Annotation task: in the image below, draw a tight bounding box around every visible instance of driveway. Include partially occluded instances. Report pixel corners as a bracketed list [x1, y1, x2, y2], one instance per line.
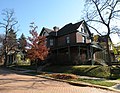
[0, 68, 118, 93]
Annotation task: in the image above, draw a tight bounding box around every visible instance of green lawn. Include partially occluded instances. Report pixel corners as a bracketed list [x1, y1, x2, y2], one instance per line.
[42, 65, 111, 78]
[43, 73, 117, 87]
[76, 78, 117, 87]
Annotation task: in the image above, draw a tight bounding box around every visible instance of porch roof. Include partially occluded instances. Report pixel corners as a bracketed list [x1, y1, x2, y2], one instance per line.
[91, 42, 103, 52]
[50, 43, 90, 50]
[50, 42, 103, 53]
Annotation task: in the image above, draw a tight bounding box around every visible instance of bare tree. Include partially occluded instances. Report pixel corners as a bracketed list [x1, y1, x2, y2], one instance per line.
[0, 34, 5, 54]
[83, 0, 120, 66]
[0, 34, 5, 43]
[0, 9, 18, 66]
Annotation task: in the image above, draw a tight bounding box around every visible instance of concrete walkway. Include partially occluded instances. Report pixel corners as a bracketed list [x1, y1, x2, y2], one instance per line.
[78, 75, 120, 91]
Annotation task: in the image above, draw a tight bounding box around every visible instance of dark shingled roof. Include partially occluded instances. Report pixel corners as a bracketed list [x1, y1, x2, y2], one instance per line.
[57, 21, 83, 36]
[40, 20, 92, 37]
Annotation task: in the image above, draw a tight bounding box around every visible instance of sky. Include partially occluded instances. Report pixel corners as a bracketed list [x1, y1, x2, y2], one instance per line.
[0, 0, 120, 44]
[0, 0, 84, 38]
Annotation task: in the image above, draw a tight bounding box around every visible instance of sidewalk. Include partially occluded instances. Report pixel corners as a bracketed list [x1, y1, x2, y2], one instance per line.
[37, 73, 120, 92]
[77, 75, 120, 91]
[8, 67, 120, 93]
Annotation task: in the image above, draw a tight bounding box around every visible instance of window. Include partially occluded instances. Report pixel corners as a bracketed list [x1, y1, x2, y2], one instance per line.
[66, 36, 70, 44]
[43, 31, 46, 36]
[81, 27, 83, 32]
[50, 39, 53, 46]
[82, 36, 86, 43]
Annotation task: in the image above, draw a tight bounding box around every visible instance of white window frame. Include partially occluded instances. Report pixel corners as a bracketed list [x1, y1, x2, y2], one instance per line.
[82, 36, 86, 43]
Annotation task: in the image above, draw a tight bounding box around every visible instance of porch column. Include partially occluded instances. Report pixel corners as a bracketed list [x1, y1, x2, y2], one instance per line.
[90, 46, 94, 65]
[87, 46, 89, 59]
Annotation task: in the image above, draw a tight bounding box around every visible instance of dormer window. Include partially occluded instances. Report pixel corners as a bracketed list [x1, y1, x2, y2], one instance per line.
[50, 39, 53, 46]
[66, 36, 70, 44]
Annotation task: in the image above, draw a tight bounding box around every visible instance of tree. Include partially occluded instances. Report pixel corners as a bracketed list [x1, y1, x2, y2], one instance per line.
[7, 29, 17, 49]
[0, 34, 5, 63]
[26, 23, 49, 71]
[0, 9, 18, 66]
[84, 0, 120, 66]
[18, 33, 27, 51]
[18, 33, 27, 60]
[0, 34, 5, 53]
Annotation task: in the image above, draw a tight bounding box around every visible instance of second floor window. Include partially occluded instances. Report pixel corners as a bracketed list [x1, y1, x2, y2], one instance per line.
[66, 36, 70, 44]
[50, 39, 53, 46]
[82, 36, 86, 43]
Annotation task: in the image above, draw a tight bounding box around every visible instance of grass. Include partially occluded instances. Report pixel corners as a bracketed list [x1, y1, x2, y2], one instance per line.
[117, 78, 120, 80]
[43, 73, 117, 87]
[76, 78, 117, 87]
[10, 65, 36, 70]
[9, 64, 120, 79]
[42, 65, 111, 78]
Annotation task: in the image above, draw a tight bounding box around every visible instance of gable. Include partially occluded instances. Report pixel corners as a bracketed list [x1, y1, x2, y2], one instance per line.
[77, 21, 91, 38]
[41, 30, 49, 36]
[40, 27, 53, 36]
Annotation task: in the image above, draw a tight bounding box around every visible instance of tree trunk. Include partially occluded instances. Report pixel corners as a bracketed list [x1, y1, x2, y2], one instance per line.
[106, 35, 112, 66]
[3, 52, 8, 67]
[35, 59, 38, 73]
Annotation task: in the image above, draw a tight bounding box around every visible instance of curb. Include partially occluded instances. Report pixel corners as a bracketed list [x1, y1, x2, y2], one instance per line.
[36, 74, 120, 93]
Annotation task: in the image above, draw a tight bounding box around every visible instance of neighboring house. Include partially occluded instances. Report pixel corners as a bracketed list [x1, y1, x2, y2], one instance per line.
[6, 50, 17, 65]
[93, 35, 116, 64]
[40, 20, 102, 65]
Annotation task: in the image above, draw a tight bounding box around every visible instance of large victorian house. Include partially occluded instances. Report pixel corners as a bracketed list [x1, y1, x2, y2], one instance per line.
[40, 20, 102, 65]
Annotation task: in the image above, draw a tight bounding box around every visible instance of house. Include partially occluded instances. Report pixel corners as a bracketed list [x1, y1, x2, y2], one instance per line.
[40, 20, 102, 65]
[93, 35, 116, 64]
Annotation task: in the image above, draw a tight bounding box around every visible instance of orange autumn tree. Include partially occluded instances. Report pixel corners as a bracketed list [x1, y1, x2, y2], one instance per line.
[27, 23, 48, 66]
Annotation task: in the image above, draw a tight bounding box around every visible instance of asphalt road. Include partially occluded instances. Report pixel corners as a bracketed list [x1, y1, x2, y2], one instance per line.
[0, 68, 118, 93]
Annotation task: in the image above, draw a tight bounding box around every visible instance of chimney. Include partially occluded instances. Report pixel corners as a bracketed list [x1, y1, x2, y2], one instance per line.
[53, 26, 59, 32]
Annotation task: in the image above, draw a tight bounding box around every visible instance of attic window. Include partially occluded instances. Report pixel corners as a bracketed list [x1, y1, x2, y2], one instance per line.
[81, 27, 84, 33]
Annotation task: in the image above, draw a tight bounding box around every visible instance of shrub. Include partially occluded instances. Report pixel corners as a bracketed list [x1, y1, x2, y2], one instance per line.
[49, 73, 78, 80]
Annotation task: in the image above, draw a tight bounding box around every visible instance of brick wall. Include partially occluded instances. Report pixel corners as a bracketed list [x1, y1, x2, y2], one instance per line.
[57, 32, 76, 46]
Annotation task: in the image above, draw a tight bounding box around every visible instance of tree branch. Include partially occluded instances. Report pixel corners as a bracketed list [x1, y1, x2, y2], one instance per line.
[100, 0, 109, 11]
[86, 19, 103, 24]
[92, 0, 107, 25]
[108, 1, 118, 26]
[113, 10, 120, 13]
[87, 24, 102, 36]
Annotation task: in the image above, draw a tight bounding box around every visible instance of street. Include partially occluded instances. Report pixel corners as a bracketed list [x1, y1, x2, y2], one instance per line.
[0, 68, 118, 93]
